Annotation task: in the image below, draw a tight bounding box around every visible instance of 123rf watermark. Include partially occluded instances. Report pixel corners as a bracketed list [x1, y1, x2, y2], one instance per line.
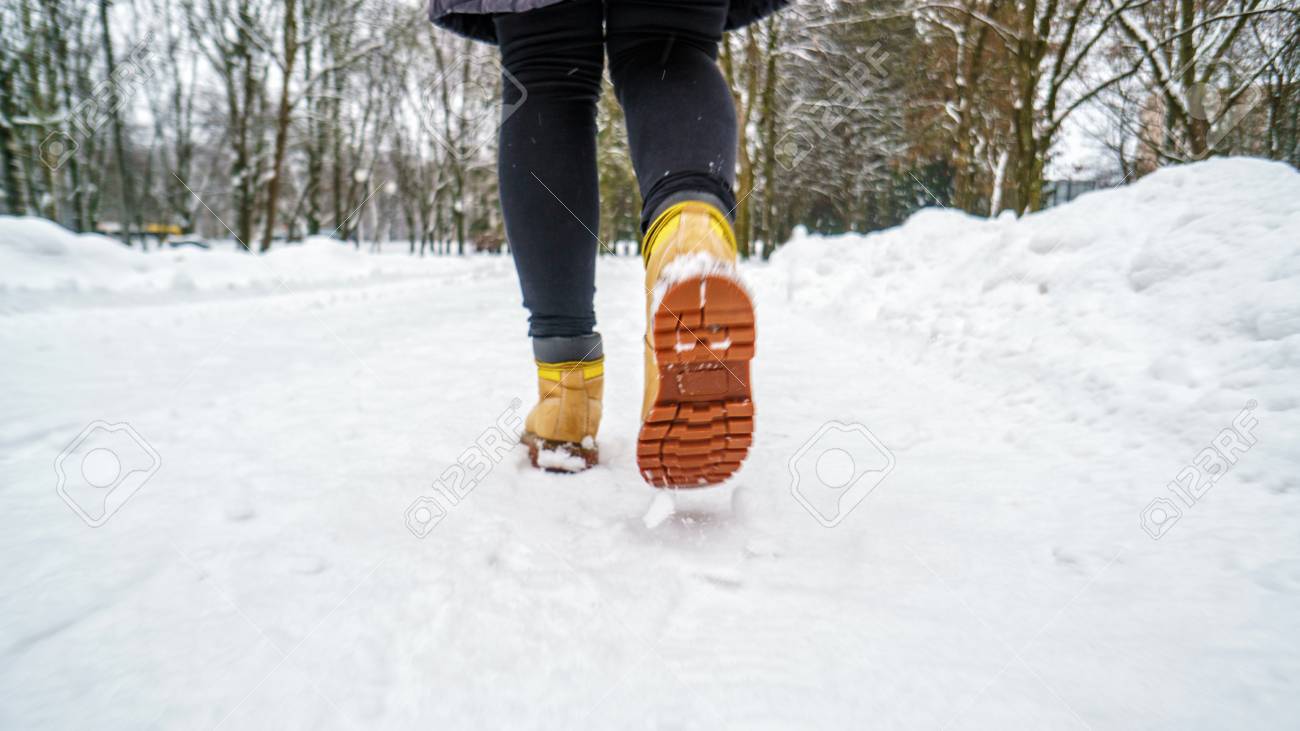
[40, 35, 156, 171]
[55, 421, 161, 527]
[1140, 401, 1260, 540]
[417, 52, 526, 163]
[1160, 57, 1266, 161]
[405, 399, 524, 538]
[789, 421, 895, 527]
[775, 42, 889, 172]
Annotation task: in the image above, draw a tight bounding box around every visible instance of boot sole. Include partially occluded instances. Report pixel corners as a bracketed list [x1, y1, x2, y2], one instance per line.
[637, 274, 755, 488]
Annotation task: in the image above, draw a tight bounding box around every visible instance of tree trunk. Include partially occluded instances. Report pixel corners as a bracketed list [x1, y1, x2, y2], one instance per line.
[229, 3, 259, 249]
[1012, 0, 1043, 214]
[989, 148, 1009, 215]
[23, 0, 59, 222]
[43, 0, 88, 229]
[330, 31, 344, 238]
[0, 59, 29, 215]
[99, 0, 142, 247]
[302, 0, 321, 235]
[758, 20, 780, 259]
[722, 31, 758, 258]
[453, 43, 471, 255]
[1176, 0, 1207, 158]
[261, 0, 298, 252]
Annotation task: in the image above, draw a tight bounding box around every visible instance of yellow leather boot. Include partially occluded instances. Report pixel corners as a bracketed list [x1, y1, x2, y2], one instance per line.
[522, 357, 603, 472]
[637, 201, 755, 487]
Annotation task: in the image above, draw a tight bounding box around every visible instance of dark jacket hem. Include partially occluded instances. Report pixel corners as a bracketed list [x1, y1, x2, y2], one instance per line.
[430, 0, 791, 44]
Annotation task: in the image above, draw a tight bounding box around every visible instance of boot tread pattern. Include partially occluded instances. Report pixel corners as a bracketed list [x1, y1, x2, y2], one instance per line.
[638, 275, 755, 487]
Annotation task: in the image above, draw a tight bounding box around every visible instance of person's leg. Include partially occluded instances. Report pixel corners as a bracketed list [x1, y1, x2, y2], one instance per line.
[605, 0, 736, 232]
[606, 0, 755, 488]
[494, 0, 604, 360]
[496, 1, 607, 471]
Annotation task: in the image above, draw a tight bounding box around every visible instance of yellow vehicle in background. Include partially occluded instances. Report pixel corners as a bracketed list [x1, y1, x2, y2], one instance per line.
[94, 222, 202, 247]
[143, 223, 183, 237]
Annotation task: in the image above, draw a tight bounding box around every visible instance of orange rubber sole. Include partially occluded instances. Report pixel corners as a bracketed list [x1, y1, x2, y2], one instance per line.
[637, 274, 755, 488]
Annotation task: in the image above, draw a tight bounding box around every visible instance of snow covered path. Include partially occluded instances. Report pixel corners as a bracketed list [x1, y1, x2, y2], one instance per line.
[3, 160, 1300, 729]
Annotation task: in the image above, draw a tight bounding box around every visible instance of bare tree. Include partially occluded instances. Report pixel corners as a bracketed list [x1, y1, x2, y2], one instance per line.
[1109, 0, 1296, 161]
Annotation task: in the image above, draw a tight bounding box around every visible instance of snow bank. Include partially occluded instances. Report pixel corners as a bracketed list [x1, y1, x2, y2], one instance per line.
[4, 159, 1297, 441]
[0, 216, 461, 297]
[757, 158, 1300, 479]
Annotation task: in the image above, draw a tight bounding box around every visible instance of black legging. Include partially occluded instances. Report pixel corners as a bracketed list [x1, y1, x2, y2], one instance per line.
[494, 0, 737, 343]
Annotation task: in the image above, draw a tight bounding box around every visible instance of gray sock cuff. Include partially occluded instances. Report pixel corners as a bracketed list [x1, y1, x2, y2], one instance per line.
[649, 191, 733, 225]
[532, 332, 603, 363]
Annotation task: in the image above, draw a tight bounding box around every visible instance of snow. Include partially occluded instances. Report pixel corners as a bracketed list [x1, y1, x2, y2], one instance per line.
[2, 158, 1299, 728]
[642, 492, 677, 530]
[0, 217, 469, 309]
[650, 250, 748, 314]
[534, 446, 589, 473]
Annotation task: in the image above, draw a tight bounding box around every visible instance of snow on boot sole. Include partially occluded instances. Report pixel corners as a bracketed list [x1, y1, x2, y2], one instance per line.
[522, 432, 598, 473]
[638, 274, 755, 488]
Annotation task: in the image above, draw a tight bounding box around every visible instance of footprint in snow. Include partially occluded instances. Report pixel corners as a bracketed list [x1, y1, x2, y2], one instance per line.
[284, 554, 328, 576]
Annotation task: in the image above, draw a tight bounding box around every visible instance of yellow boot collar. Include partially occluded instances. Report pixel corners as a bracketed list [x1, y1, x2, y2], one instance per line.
[642, 201, 737, 267]
[536, 357, 604, 382]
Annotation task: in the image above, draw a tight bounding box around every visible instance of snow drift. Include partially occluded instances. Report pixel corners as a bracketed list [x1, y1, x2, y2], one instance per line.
[760, 157, 1300, 489]
[0, 216, 479, 299]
